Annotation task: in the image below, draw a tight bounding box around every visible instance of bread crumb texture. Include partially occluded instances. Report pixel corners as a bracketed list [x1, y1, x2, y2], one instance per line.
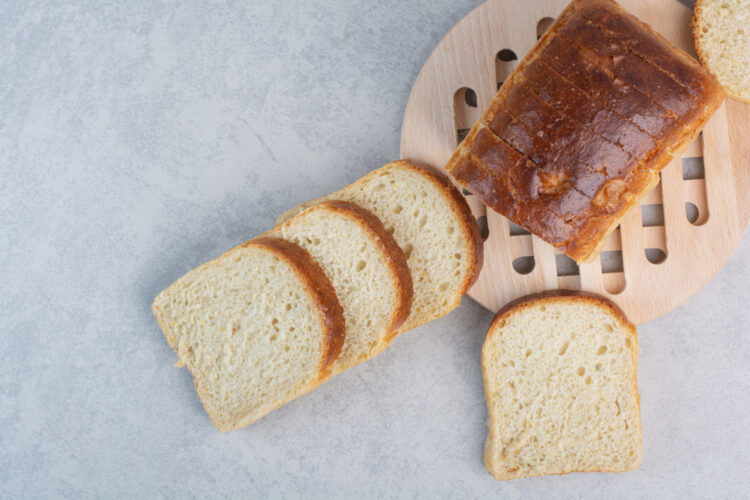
[152, 243, 326, 432]
[274, 202, 400, 374]
[277, 161, 479, 333]
[482, 294, 642, 480]
[694, 0, 750, 102]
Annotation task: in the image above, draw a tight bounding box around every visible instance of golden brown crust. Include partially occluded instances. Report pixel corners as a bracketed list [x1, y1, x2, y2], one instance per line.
[488, 289, 636, 337]
[483, 289, 641, 480]
[446, 0, 725, 263]
[692, 0, 750, 104]
[250, 237, 346, 378]
[568, 96, 721, 263]
[582, 0, 721, 98]
[393, 160, 485, 293]
[315, 200, 414, 339]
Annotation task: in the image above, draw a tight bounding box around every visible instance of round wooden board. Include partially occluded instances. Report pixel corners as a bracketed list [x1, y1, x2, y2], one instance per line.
[401, 0, 750, 325]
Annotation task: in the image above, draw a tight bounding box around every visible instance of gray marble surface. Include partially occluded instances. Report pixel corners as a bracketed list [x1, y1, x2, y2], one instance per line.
[2, 0, 748, 498]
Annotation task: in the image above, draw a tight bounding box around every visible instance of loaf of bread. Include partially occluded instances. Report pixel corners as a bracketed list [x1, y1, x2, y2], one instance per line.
[270, 200, 412, 375]
[482, 291, 642, 480]
[277, 160, 483, 334]
[446, 0, 724, 263]
[152, 237, 345, 432]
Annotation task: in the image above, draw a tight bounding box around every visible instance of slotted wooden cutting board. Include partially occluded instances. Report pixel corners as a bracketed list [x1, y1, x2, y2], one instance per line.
[401, 0, 750, 324]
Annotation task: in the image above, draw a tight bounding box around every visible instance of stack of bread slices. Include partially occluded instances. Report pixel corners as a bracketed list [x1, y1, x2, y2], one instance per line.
[152, 160, 483, 432]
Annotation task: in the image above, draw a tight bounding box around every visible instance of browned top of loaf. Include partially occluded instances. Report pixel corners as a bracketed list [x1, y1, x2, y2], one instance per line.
[315, 200, 414, 336]
[445, 0, 724, 263]
[251, 237, 346, 375]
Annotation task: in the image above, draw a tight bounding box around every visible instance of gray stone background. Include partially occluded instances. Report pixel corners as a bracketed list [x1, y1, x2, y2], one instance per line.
[2, 0, 748, 498]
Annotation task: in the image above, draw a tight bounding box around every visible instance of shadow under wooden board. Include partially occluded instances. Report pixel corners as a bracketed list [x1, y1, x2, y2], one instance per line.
[400, 0, 750, 325]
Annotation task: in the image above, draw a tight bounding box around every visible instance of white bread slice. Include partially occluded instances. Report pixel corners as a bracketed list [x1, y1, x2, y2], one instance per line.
[693, 0, 750, 103]
[152, 237, 345, 432]
[482, 291, 642, 481]
[269, 200, 412, 375]
[277, 160, 483, 334]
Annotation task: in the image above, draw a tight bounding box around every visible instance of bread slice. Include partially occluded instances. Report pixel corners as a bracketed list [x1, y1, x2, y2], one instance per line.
[277, 160, 483, 334]
[693, 0, 750, 103]
[270, 200, 412, 375]
[152, 237, 345, 432]
[482, 291, 642, 480]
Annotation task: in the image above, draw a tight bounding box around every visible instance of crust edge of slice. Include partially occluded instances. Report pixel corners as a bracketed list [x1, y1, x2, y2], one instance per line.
[310, 200, 414, 340]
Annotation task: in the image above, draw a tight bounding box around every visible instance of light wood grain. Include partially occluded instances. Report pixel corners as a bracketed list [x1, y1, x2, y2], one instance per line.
[401, 0, 749, 325]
